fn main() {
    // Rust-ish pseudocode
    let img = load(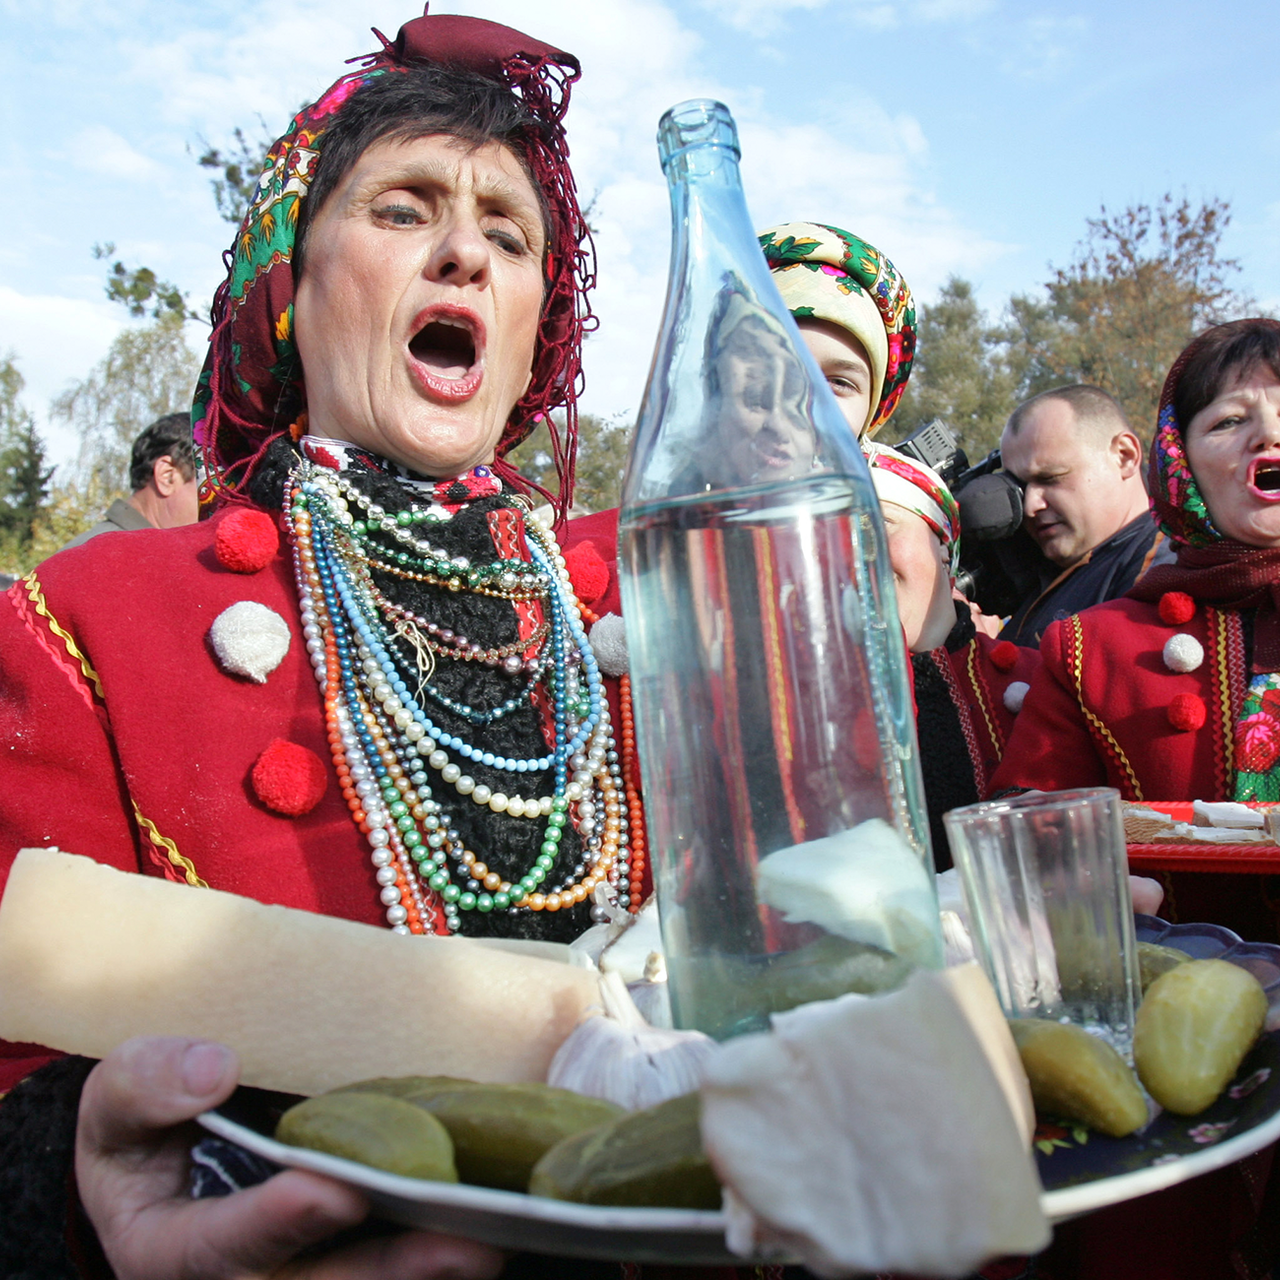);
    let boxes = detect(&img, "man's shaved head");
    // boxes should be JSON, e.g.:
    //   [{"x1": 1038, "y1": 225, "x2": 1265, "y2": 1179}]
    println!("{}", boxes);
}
[
  {"x1": 1000, "y1": 383, "x2": 1149, "y2": 568},
  {"x1": 1005, "y1": 384, "x2": 1132, "y2": 445}
]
